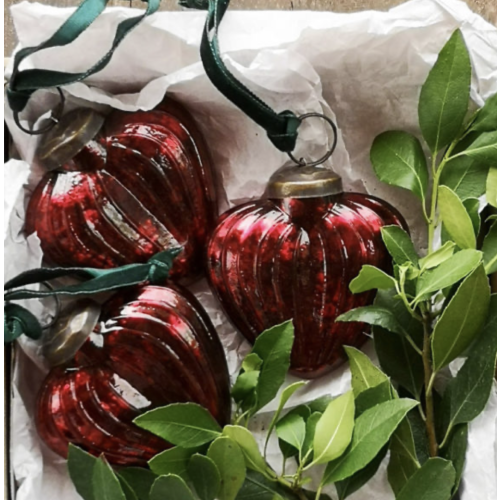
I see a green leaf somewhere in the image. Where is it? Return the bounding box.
[92,457,126,500]
[207,437,246,500]
[442,424,469,497]
[405,407,429,465]
[67,444,97,500]
[486,167,497,207]
[440,298,496,441]
[440,155,490,200]
[355,380,394,417]
[432,264,490,371]
[387,418,420,496]
[312,391,355,465]
[322,399,419,484]
[373,327,424,399]
[381,226,419,266]
[232,371,260,404]
[264,381,307,452]
[418,29,471,154]
[276,413,306,452]
[252,320,295,413]
[482,221,497,274]
[451,131,497,163]
[117,469,156,500]
[442,424,469,496]
[469,93,497,132]
[395,458,455,500]
[463,198,480,236]
[188,454,221,500]
[437,186,476,249]
[235,471,285,500]
[419,242,456,272]
[415,249,482,299]
[149,475,195,500]
[148,447,197,480]
[335,447,387,500]
[241,353,263,373]
[349,265,396,293]
[370,131,428,200]
[307,396,335,413]
[223,426,269,474]
[373,290,424,398]
[345,346,389,397]
[337,306,404,335]
[134,403,221,448]
[302,412,322,460]
[117,477,138,500]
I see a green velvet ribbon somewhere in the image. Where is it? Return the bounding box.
[181,0,301,153]
[4,248,180,344]
[7,0,160,114]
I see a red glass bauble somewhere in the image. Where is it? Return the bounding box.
[206,165,406,379]
[26,99,217,283]
[36,284,231,466]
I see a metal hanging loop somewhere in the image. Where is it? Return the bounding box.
[12,87,65,136]
[286,112,338,168]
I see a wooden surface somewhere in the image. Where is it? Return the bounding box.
[4,0,497,55]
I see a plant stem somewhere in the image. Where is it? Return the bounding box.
[315,484,324,500]
[422,312,438,457]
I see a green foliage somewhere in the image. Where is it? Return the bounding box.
[486,168,497,207]
[437,186,476,249]
[117,469,156,500]
[188,454,221,500]
[414,249,482,300]
[150,475,195,500]
[370,131,428,200]
[439,298,497,444]
[345,346,389,397]
[134,403,222,448]
[349,265,396,293]
[482,220,497,274]
[207,437,247,500]
[381,226,420,266]
[148,447,197,480]
[223,426,269,474]
[276,413,306,452]
[68,445,98,500]
[418,29,471,154]
[322,399,418,484]
[337,305,405,335]
[312,391,355,465]
[469,93,497,132]
[387,418,420,496]
[442,424,468,496]
[93,458,127,500]
[394,458,455,500]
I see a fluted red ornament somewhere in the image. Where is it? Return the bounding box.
[36,285,231,466]
[26,99,217,283]
[206,165,407,379]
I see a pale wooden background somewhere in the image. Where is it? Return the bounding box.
[4,0,497,55]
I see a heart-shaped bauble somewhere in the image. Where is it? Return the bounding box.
[36,284,231,466]
[26,98,217,283]
[206,166,406,379]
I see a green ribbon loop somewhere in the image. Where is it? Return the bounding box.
[7,0,160,114]
[187,0,301,153]
[3,248,181,343]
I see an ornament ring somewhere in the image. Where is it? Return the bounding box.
[287,112,338,168]
[13,87,65,136]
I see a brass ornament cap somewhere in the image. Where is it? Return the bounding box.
[37,108,105,170]
[267,164,343,199]
[43,299,101,367]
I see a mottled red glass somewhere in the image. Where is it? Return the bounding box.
[206,192,406,379]
[36,285,231,466]
[26,98,217,283]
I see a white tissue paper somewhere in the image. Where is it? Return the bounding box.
[4,0,496,499]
